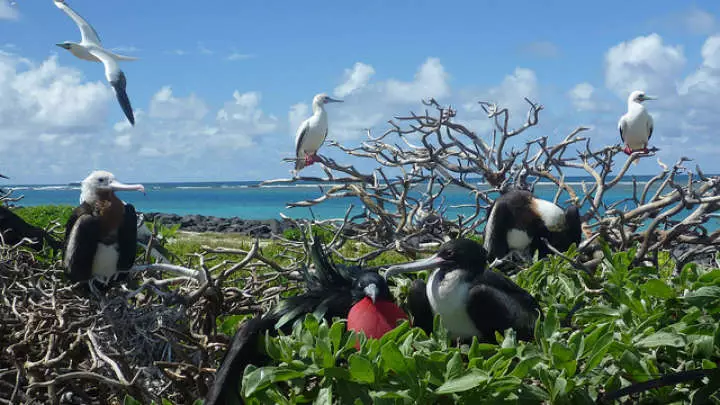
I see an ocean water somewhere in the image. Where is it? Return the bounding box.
[4,177,718,231]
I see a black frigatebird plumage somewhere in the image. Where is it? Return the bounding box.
[483,190,582,262]
[205,236,407,405]
[0,206,63,251]
[63,170,145,286]
[384,238,540,342]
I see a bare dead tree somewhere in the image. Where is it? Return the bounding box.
[265,97,719,270]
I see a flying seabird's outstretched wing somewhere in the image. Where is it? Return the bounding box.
[63,204,101,283]
[53,0,102,46]
[88,48,135,125]
[294,118,311,171]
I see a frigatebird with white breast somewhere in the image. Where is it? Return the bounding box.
[483,189,582,262]
[63,170,145,287]
[384,238,540,342]
[293,93,343,174]
[618,90,656,158]
[53,0,138,126]
[205,236,407,405]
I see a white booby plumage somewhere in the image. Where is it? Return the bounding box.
[53,0,138,126]
[64,170,145,286]
[618,90,655,157]
[293,93,343,173]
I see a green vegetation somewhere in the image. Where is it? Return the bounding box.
[238,243,720,404]
[12,204,74,229]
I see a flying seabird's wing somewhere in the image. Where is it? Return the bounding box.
[53,0,102,46]
[294,118,311,171]
[618,115,627,144]
[647,114,654,141]
[88,48,135,125]
[63,204,101,283]
[116,203,138,282]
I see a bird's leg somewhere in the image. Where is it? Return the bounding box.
[309,153,323,164]
[304,152,314,166]
[623,145,633,155]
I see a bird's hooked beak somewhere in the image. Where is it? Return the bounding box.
[384,254,447,279]
[364,283,379,304]
[641,95,657,101]
[109,180,145,195]
[324,97,343,104]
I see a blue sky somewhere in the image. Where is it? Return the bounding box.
[0,0,718,184]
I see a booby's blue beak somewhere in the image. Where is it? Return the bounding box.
[324,97,343,104]
[641,95,657,101]
[383,254,447,279]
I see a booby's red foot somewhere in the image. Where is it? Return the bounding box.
[310,154,322,164]
[641,148,650,154]
[304,153,314,166]
[623,146,633,155]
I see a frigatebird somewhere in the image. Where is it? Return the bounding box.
[205,236,407,405]
[384,238,540,342]
[483,190,582,262]
[0,206,62,251]
[63,170,145,286]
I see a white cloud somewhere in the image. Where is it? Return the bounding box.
[520,41,560,58]
[334,62,375,98]
[679,8,716,35]
[385,57,450,103]
[288,102,309,138]
[227,52,254,61]
[197,42,213,55]
[604,33,686,98]
[679,35,720,96]
[568,83,596,111]
[149,86,209,121]
[0,0,18,20]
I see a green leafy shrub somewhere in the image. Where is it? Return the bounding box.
[12,204,74,229]
[239,244,720,404]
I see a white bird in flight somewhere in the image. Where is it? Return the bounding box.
[293,93,343,173]
[53,0,138,126]
[618,90,655,157]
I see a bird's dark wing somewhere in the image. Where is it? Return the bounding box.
[408,279,433,335]
[467,270,540,341]
[647,115,654,141]
[63,212,101,283]
[0,206,61,251]
[483,199,513,261]
[116,203,138,278]
[294,121,310,171]
[618,117,627,144]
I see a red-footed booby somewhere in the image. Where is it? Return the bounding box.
[618,90,655,157]
[293,93,343,174]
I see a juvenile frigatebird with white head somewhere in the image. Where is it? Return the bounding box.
[618,90,656,157]
[53,0,138,126]
[63,170,145,287]
[293,93,343,174]
[384,238,540,342]
[483,190,582,262]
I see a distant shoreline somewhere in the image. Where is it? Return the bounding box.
[141,212,297,239]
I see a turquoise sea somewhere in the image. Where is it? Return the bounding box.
[4,176,718,231]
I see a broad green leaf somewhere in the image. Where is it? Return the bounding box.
[348,354,375,384]
[636,331,686,348]
[444,352,462,381]
[435,370,489,394]
[642,279,676,299]
[161,399,172,405]
[684,286,720,307]
[329,321,344,354]
[123,396,142,405]
[510,355,542,378]
[380,343,407,374]
[314,387,332,405]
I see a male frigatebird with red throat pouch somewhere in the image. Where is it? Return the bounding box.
[205,235,407,405]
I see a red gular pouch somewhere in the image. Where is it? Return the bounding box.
[347,297,409,349]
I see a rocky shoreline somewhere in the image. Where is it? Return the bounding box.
[140,212,298,239]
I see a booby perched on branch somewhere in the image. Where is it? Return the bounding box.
[384,238,540,342]
[293,93,343,174]
[483,190,582,261]
[63,170,145,286]
[53,0,138,126]
[205,236,406,405]
[618,90,655,157]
